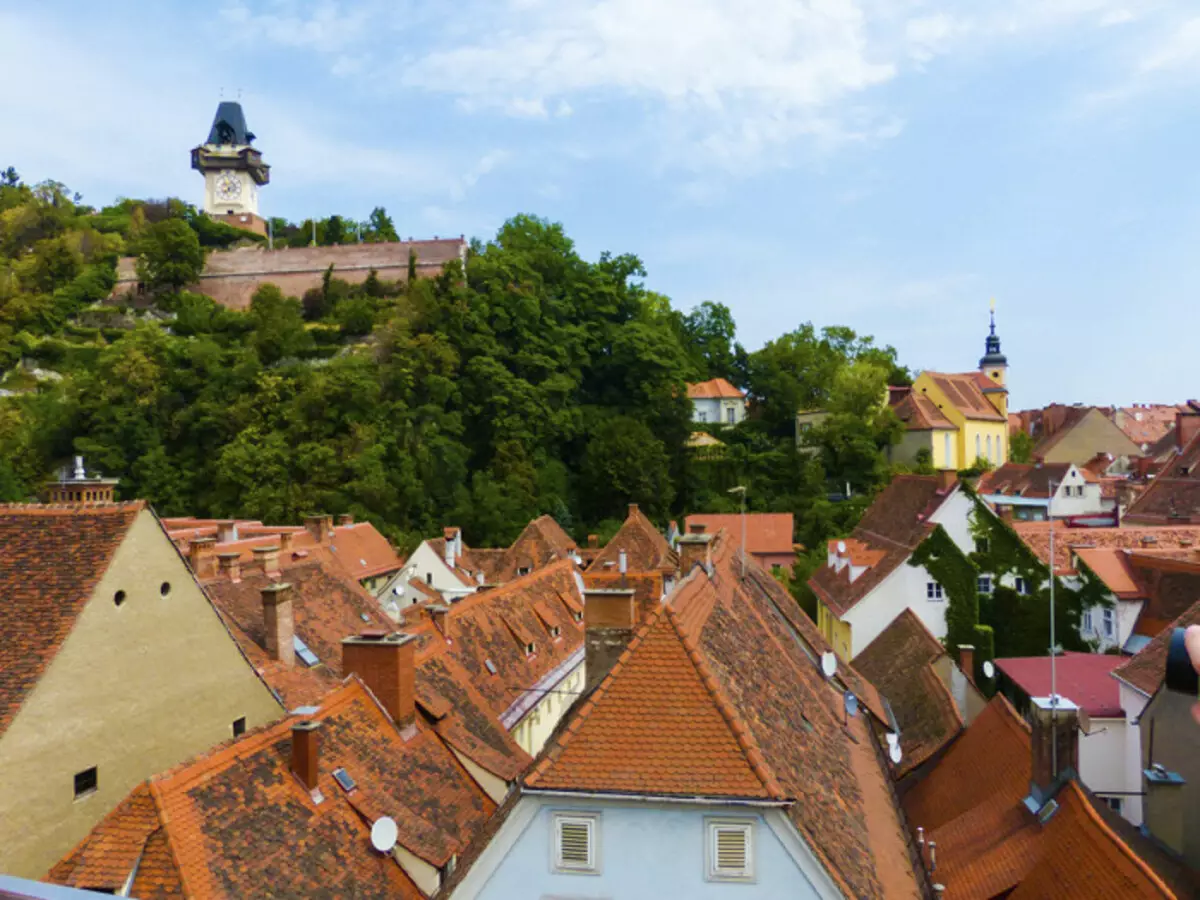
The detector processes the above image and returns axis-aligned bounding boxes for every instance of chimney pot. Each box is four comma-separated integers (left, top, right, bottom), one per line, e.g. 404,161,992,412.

588,534,600,549
337,513,354,526
252,544,281,575
261,582,295,667
627,503,639,517
187,536,217,577
677,532,714,575
304,514,333,545
216,519,238,544
584,587,637,692
618,549,627,574
688,522,706,534
1029,695,1080,805
341,632,417,727
290,721,321,791
279,531,294,552
216,551,242,582
937,469,958,492
957,644,976,686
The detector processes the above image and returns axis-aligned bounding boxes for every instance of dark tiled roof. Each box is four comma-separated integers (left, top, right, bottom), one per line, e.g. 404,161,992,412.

1124,429,1200,525
854,609,963,776
977,462,1076,499
1112,599,1200,697
50,680,495,898
683,513,794,555
808,476,954,617
903,696,1174,898
0,503,143,737
587,505,676,574
469,515,578,583
1011,522,1200,576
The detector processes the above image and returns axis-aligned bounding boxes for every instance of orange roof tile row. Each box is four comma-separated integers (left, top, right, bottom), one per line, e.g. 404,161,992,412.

685,377,745,400
684,512,794,555
587,504,676,574
1011,521,1200,576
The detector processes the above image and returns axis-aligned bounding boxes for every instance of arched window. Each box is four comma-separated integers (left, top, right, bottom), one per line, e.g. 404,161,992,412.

975,434,982,460
986,434,993,462
943,433,951,465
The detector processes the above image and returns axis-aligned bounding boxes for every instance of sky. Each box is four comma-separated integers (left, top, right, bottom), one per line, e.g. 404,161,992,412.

3,0,1199,408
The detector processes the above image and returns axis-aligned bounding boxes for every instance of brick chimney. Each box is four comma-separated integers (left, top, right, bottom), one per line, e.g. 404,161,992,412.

1028,695,1080,808
304,514,333,545
587,534,600,549
187,536,217,578
584,587,637,692
957,644,975,686
337,513,354,526
678,524,713,575
341,632,417,727
252,544,281,576
627,503,639,518
261,583,295,667
215,519,238,544
424,603,450,637
1177,407,1200,452
279,531,294,553
216,551,241,582
290,721,321,791
937,469,958,493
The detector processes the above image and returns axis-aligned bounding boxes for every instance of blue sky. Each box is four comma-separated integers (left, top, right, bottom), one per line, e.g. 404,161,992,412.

3,0,1199,408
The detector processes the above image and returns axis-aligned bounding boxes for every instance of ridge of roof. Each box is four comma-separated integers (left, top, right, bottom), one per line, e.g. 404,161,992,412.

686,377,745,400
525,599,785,800
587,506,675,574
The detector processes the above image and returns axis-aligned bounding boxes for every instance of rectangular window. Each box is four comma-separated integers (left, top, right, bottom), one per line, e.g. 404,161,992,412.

74,767,98,800
706,819,754,882
977,575,993,595
1015,577,1030,596
1102,608,1115,638
232,717,246,738
697,411,708,423
1104,797,1123,814
926,582,944,600
975,537,990,554
553,814,598,873
726,407,736,424
1082,609,1094,634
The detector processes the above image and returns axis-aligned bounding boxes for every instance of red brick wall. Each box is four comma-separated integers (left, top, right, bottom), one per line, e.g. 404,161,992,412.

110,239,466,310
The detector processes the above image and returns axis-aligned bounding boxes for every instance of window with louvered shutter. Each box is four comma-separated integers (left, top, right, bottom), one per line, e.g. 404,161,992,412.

553,814,598,873
706,820,754,881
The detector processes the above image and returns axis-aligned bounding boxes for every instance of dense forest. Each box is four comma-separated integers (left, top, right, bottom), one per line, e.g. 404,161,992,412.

0,170,915,574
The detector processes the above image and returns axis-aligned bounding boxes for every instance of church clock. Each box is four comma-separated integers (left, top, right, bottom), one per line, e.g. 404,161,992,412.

214,173,242,202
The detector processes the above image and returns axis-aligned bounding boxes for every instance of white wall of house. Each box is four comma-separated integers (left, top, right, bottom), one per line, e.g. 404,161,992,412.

692,397,746,426
449,796,842,900
929,488,977,553
380,541,475,618
1048,466,1105,517
1080,598,1143,652
1079,716,1128,815
1116,682,1150,826
845,561,949,660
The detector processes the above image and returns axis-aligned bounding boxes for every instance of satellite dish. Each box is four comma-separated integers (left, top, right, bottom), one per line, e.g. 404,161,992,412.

836,540,847,554
886,732,900,747
392,585,402,595
820,651,837,678
889,742,903,765
370,816,398,854
982,660,995,679
843,691,858,718
1078,708,1091,736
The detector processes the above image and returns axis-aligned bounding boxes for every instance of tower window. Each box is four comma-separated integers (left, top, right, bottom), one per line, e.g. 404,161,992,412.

74,767,98,800
992,371,1000,378
232,717,247,738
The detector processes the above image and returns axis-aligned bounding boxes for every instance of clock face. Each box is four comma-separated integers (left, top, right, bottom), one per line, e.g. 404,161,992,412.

214,173,242,201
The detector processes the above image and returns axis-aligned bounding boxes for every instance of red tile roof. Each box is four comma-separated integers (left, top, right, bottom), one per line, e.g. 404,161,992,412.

1113,405,1185,446
686,377,745,400
461,515,578,584
1112,599,1200,697
995,652,1124,717
923,372,1005,422
977,462,1077,499
0,502,144,737
854,609,964,776
809,475,957,617
1011,521,1200,576
904,696,1174,898
893,391,956,431
587,504,676,574
683,512,794,555
526,604,784,799
50,679,496,898
1124,428,1200,525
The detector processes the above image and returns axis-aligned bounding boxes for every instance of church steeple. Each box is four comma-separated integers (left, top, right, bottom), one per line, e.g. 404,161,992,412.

979,299,1007,373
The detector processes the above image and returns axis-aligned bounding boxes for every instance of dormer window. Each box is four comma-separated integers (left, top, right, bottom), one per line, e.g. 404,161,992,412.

525,642,536,656
517,566,531,576
573,610,583,623
550,625,561,639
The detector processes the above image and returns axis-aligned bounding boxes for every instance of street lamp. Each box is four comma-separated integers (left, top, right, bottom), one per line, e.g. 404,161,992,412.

728,485,747,580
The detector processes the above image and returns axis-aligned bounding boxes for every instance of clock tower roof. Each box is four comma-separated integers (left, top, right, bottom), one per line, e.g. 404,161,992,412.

205,101,256,146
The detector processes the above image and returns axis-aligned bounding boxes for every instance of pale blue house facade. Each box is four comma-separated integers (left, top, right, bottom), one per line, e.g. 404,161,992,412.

448,795,843,899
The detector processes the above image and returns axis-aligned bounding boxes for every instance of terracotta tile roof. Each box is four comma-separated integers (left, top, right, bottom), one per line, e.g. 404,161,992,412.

854,609,963,776
461,515,578,584
582,571,664,625
977,462,1076,499
1112,599,1200,697
809,476,956,617
686,377,745,400
0,502,144,737
904,695,1175,898
1113,405,1185,446
923,372,1005,422
1074,548,1143,597
1011,521,1200,575
587,504,676,574
1124,429,1200,525
996,652,1124,717
50,680,497,898
526,604,784,799
672,534,922,897
684,512,794,557
323,522,405,580
893,391,956,431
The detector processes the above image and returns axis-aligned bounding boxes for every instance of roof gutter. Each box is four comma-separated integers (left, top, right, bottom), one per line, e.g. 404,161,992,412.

522,788,792,808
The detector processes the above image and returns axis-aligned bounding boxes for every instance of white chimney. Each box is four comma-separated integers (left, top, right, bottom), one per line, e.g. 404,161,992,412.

619,550,627,574
73,455,85,480
444,537,455,570
455,529,463,558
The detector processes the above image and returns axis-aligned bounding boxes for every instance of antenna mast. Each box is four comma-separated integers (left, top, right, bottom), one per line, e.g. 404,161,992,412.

1048,479,1058,781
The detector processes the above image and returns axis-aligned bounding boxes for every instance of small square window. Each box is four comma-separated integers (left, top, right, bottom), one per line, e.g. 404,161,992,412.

926,582,944,601
975,537,990,554
1105,797,1123,814
553,814,598,873
977,575,993,595
706,819,754,882
74,767,98,800
232,717,246,738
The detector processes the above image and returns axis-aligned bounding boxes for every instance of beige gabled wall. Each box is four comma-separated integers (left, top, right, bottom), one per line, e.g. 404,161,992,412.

0,508,282,877
1039,408,1142,464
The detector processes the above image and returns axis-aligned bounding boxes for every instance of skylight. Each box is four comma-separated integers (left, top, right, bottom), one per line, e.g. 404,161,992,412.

293,635,319,667
332,768,356,792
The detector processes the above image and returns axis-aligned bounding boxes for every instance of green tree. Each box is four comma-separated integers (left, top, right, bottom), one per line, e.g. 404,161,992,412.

247,285,313,364
1010,430,1034,463
367,207,399,243
581,417,674,521
133,218,205,293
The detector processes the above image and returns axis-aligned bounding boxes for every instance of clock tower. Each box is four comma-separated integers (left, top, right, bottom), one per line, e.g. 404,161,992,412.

190,101,270,236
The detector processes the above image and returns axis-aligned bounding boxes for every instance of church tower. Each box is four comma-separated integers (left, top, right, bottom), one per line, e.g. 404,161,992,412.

979,299,1009,416
190,101,270,236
